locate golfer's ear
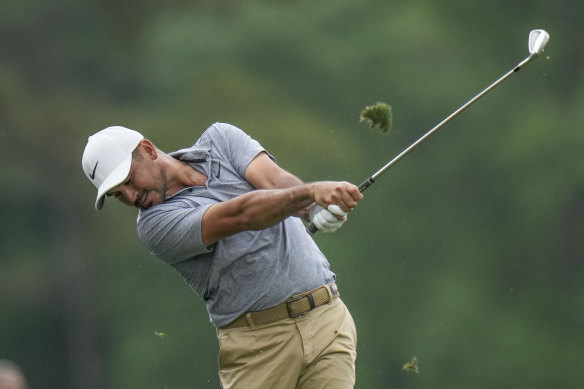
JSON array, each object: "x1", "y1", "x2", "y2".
[{"x1": 138, "y1": 139, "x2": 158, "y2": 160}]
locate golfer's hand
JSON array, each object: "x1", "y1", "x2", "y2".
[
  {"x1": 309, "y1": 204, "x2": 348, "y2": 233},
  {"x1": 310, "y1": 181, "x2": 363, "y2": 212}
]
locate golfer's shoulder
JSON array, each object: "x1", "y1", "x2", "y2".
[{"x1": 203, "y1": 122, "x2": 249, "y2": 141}]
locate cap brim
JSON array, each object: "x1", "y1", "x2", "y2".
[{"x1": 94, "y1": 155, "x2": 133, "y2": 210}]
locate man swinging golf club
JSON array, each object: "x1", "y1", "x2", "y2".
[
  {"x1": 82, "y1": 28, "x2": 548, "y2": 388},
  {"x1": 82, "y1": 122, "x2": 363, "y2": 389}
]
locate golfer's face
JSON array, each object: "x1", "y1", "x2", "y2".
[{"x1": 107, "y1": 156, "x2": 167, "y2": 209}]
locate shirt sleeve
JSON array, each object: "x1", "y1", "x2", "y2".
[
  {"x1": 136, "y1": 197, "x2": 215, "y2": 264},
  {"x1": 207, "y1": 123, "x2": 272, "y2": 179}
]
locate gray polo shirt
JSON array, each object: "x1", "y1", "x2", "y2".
[{"x1": 137, "y1": 123, "x2": 335, "y2": 327}]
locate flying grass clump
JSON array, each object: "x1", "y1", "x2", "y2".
[
  {"x1": 154, "y1": 331, "x2": 167, "y2": 339},
  {"x1": 360, "y1": 102, "x2": 392, "y2": 134},
  {"x1": 402, "y1": 357, "x2": 419, "y2": 374}
]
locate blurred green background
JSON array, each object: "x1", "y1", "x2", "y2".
[{"x1": 1, "y1": 0, "x2": 582, "y2": 388}]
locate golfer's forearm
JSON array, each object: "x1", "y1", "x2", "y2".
[
  {"x1": 269, "y1": 174, "x2": 311, "y2": 219},
  {"x1": 201, "y1": 184, "x2": 315, "y2": 245},
  {"x1": 240, "y1": 179, "x2": 362, "y2": 226},
  {"x1": 237, "y1": 185, "x2": 314, "y2": 229},
  {"x1": 248, "y1": 168, "x2": 309, "y2": 219}
]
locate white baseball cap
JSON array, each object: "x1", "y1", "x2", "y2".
[{"x1": 82, "y1": 126, "x2": 144, "y2": 210}]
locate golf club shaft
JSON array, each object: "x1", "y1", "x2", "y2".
[
  {"x1": 307, "y1": 53, "x2": 538, "y2": 236},
  {"x1": 363, "y1": 53, "x2": 536, "y2": 188}
]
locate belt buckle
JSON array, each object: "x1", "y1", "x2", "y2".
[{"x1": 286, "y1": 293, "x2": 316, "y2": 318}]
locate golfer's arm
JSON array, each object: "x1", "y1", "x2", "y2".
[
  {"x1": 245, "y1": 151, "x2": 305, "y2": 187},
  {"x1": 245, "y1": 151, "x2": 311, "y2": 220},
  {"x1": 201, "y1": 153, "x2": 362, "y2": 245},
  {"x1": 201, "y1": 185, "x2": 315, "y2": 246}
]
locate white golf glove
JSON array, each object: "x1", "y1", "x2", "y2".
[{"x1": 309, "y1": 204, "x2": 348, "y2": 233}]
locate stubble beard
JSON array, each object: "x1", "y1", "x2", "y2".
[{"x1": 139, "y1": 166, "x2": 168, "y2": 209}]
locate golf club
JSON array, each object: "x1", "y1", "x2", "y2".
[{"x1": 307, "y1": 29, "x2": 549, "y2": 235}]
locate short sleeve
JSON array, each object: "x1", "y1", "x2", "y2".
[
  {"x1": 137, "y1": 196, "x2": 216, "y2": 264},
  {"x1": 206, "y1": 123, "x2": 268, "y2": 178}
]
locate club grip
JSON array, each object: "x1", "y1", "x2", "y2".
[
  {"x1": 358, "y1": 177, "x2": 375, "y2": 192},
  {"x1": 306, "y1": 222, "x2": 319, "y2": 236}
]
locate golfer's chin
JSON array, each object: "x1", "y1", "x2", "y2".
[{"x1": 138, "y1": 191, "x2": 164, "y2": 210}]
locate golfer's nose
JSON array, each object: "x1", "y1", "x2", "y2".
[{"x1": 119, "y1": 185, "x2": 139, "y2": 205}]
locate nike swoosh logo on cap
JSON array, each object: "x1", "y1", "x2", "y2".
[{"x1": 89, "y1": 161, "x2": 98, "y2": 180}]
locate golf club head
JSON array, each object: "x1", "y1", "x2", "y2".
[{"x1": 529, "y1": 29, "x2": 549, "y2": 55}]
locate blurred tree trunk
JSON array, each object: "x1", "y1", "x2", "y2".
[{"x1": 50, "y1": 182, "x2": 102, "y2": 389}]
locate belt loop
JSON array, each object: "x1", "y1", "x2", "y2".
[
  {"x1": 245, "y1": 312, "x2": 255, "y2": 327},
  {"x1": 325, "y1": 284, "x2": 333, "y2": 302}
]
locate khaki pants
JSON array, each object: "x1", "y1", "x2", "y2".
[{"x1": 216, "y1": 298, "x2": 357, "y2": 389}]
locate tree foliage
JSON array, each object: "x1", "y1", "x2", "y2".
[{"x1": 1, "y1": 1, "x2": 583, "y2": 388}]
